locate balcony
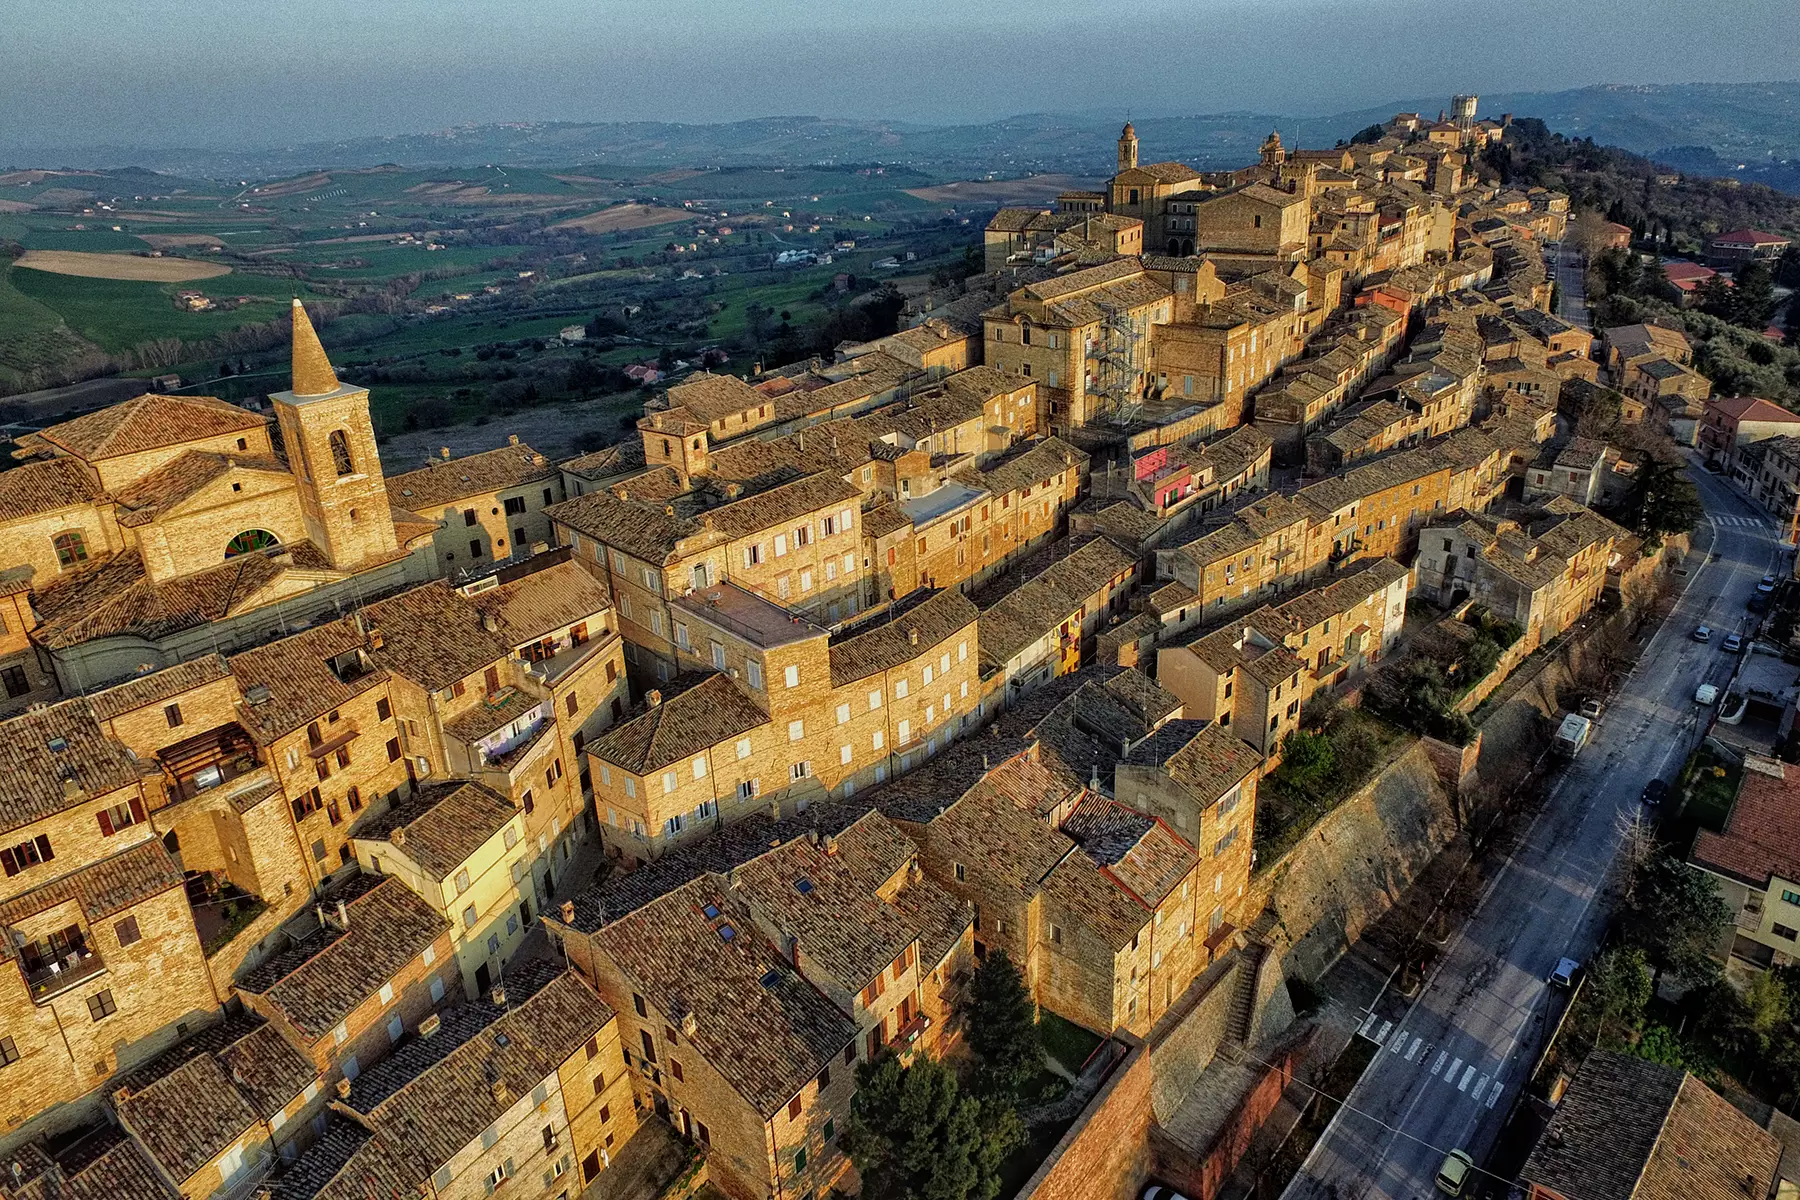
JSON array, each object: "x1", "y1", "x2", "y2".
[
  {"x1": 160, "y1": 722, "x2": 265, "y2": 803},
  {"x1": 894, "y1": 1012, "x2": 932, "y2": 1047},
  {"x1": 1737, "y1": 904, "x2": 1765, "y2": 933},
  {"x1": 22, "y1": 944, "x2": 106, "y2": 1003}
]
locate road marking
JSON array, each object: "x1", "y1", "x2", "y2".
[
  {"x1": 1487, "y1": 1079, "x2": 1504, "y2": 1108},
  {"x1": 1446, "y1": 1056, "x2": 1462, "y2": 1083},
  {"x1": 1475, "y1": 1073, "x2": 1490, "y2": 1098},
  {"x1": 1375, "y1": 1020, "x2": 1392, "y2": 1046},
  {"x1": 1405, "y1": 1036, "x2": 1422, "y2": 1062},
  {"x1": 1389, "y1": 1027, "x2": 1407, "y2": 1053},
  {"x1": 1459, "y1": 1066, "x2": 1477, "y2": 1092},
  {"x1": 1430, "y1": 1051, "x2": 1447, "y2": 1077},
  {"x1": 1358, "y1": 1012, "x2": 1378, "y2": 1039}
]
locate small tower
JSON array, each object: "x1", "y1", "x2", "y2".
[
  {"x1": 1117, "y1": 122, "x2": 1139, "y2": 174},
  {"x1": 1452, "y1": 94, "x2": 1478, "y2": 131},
  {"x1": 1261, "y1": 130, "x2": 1287, "y2": 167},
  {"x1": 269, "y1": 300, "x2": 397, "y2": 569}
]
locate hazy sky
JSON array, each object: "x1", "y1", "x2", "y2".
[{"x1": 8, "y1": 0, "x2": 1800, "y2": 149}]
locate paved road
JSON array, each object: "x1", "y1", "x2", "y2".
[
  {"x1": 1552, "y1": 241, "x2": 1591, "y2": 331},
  {"x1": 1283, "y1": 464, "x2": 1783, "y2": 1200}
]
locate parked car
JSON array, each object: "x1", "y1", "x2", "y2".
[
  {"x1": 1435, "y1": 1149, "x2": 1475, "y2": 1196},
  {"x1": 1724, "y1": 632, "x2": 1744, "y2": 652},
  {"x1": 1549, "y1": 957, "x2": 1581, "y2": 987},
  {"x1": 1693, "y1": 625, "x2": 1712, "y2": 643},
  {"x1": 1579, "y1": 698, "x2": 1603, "y2": 720},
  {"x1": 1749, "y1": 593, "x2": 1770, "y2": 614},
  {"x1": 1759, "y1": 575, "x2": 1778, "y2": 594},
  {"x1": 1695, "y1": 683, "x2": 1720, "y2": 705},
  {"x1": 1641, "y1": 778, "x2": 1670, "y2": 806}
]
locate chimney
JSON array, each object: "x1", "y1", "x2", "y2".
[
  {"x1": 680, "y1": 1011, "x2": 698, "y2": 1038},
  {"x1": 480, "y1": 611, "x2": 499, "y2": 633},
  {"x1": 335, "y1": 1078, "x2": 352, "y2": 1100},
  {"x1": 508, "y1": 434, "x2": 520, "y2": 446},
  {"x1": 490, "y1": 985, "x2": 507, "y2": 1007},
  {"x1": 390, "y1": 826, "x2": 406, "y2": 847},
  {"x1": 725, "y1": 482, "x2": 742, "y2": 499},
  {"x1": 822, "y1": 833, "x2": 839, "y2": 856},
  {"x1": 368, "y1": 628, "x2": 384, "y2": 650},
  {"x1": 646, "y1": 689, "x2": 662, "y2": 708},
  {"x1": 665, "y1": 505, "x2": 676, "y2": 517},
  {"x1": 336, "y1": 899, "x2": 349, "y2": 927},
  {"x1": 907, "y1": 628, "x2": 919, "y2": 646},
  {"x1": 560, "y1": 900, "x2": 576, "y2": 924},
  {"x1": 418, "y1": 1013, "x2": 442, "y2": 1038},
  {"x1": 61, "y1": 776, "x2": 82, "y2": 801},
  {"x1": 767, "y1": 799, "x2": 781, "y2": 822},
  {"x1": 491, "y1": 1078, "x2": 510, "y2": 1106},
  {"x1": 439, "y1": 447, "x2": 451, "y2": 461},
  {"x1": 809, "y1": 829, "x2": 821, "y2": 848}
]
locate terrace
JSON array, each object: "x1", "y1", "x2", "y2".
[{"x1": 17, "y1": 923, "x2": 106, "y2": 1003}]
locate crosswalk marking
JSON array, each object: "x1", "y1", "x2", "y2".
[
  {"x1": 1713, "y1": 515, "x2": 1766, "y2": 528},
  {"x1": 1358, "y1": 1012, "x2": 1379, "y2": 1039},
  {"x1": 1459, "y1": 1066, "x2": 1476, "y2": 1092},
  {"x1": 1388, "y1": 1027, "x2": 1407, "y2": 1053},
  {"x1": 1376, "y1": 1020, "x2": 1392, "y2": 1046},
  {"x1": 1405, "y1": 1036, "x2": 1422, "y2": 1061},
  {"x1": 1475, "y1": 1073, "x2": 1490, "y2": 1097},
  {"x1": 1487, "y1": 1079, "x2": 1504, "y2": 1108},
  {"x1": 1430, "y1": 1052, "x2": 1447, "y2": 1077},
  {"x1": 1447, "y1": 1056, "x2": 1462, "y2": 1082}
]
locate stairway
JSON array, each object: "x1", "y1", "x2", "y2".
[{"x1": 1227, "y1": 939, "x2": 1269, "y2": 1045}]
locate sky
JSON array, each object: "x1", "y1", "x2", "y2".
[{"x1": 8, "y1": 0, "x2": 1800, "y2": 150}]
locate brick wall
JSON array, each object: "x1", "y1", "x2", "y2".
[{"x1": 1015, "y1": 1037, "x2": 1152, "y2": 1200}]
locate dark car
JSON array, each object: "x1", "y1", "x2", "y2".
[
  {"x1": 1642, "y1": 778, "x2": 1670, "y2": 806},
  {"x1": 1749, "y1": 593, "x2": 1771, "y2": 614}
]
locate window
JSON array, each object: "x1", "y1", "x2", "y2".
[
  {"x1": 788, "y1": 720, "x2": 805, "y2": 743},
  {"x1": 1783, "y1": 890, "x2": 1800, "y2": 906},
  {"x1": 52, "y1": 531, "x2": 88, "y2": 567},
  {"x1": 1, "y1": 834, "x2": 54, "y2": 876},
  {"x1": 1776, "y1": 924, "x2": 1799, "y2": 942},
  {"x1": 790, "y1": 761, "x2": 812, "y2": 781},
  {"x1": 836, "y1": 703, "x2": 850, "y2": 725},
  {"x1": 872, "y1": 730, "x2": 884, "y2": 750},
  {"x1": 788, "y1": 1096, "x2": 804, "y2": 1121},
  {"x1": 671, "y1": 1059, "x2": 684, "y2": 1082},
  {"x1": 747, "y1": 661, "x2": 764, "y2": 689},
  {"x1": 0, "y1": 1037, "x2": 17, "y2": 1068},
  {"x1": 87, "y1": 989, "x2": 117, "y2": 1021},
  {"x1": 795, "y1": 1147, "x2": 808, "y2": 1172},
  {"x1": 868, "y1": 688, "x2": 882, "y2": 711},
  {"x1": 784, "y1": 664, "x2": 800, "y2": 688},
  {"x1": 328, "y1": 430, "x2": 356, "y2": 476},
  {"x1": 735, "y1": 737, "x2": 752, "y2": 761},
  {"x1": 692, "y1": 756, "x2": 707, "y2": 780},
  {"x1": 0, "y1": 666, "x2": 27, "y2": 699},
  {"x1": 923, "y1": 664, "x2": 933, "y2": 686},
  {"x1": 840, "y1": 745, "x2": 852, "y2": 766},
  {"x1": 633, "y1": 993, "x2": 648, "y2": 1018},
  {"x1": 663, "y1": 770, "x2": 678, "y2": 794},
  {"x1": 504, "y1": 495, "x2": 527, "y2": 516},
  {"x1": 895, "y1": 679, "x2": 908, "y2": 699},
  {"x1": 463, "y1": 905, "x2": 478, "y2": 929},
  {"x1": 898, "y1": 719, "x2": 911, "y2": 744},
  {"x1": 454, "y1": 868, "x2": 471, "y2": 894},
  {"x1": 953, "y1": 861, "x2": 966, "y2": 882},
  {"x1": 96, "y1": 799, "x2": 143, "y2": 837},
  {"x1": 469, "y1": 538, "x2": 483, "y2": 559},
  {"x1": 738, "y1": 779, "x2": 759, "y2": 802},
  {"x1": 115, "y1": 916, "x2": 141, "y2": 947}
]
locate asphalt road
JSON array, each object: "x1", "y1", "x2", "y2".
[
  {"x1": 1283, "y1": 463, "x2": 1784, "y2": 1200},
  {"x1": 1552, "y1": 241, "x2": 1591, "y2": 331}
]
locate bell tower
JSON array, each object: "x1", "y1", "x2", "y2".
[
  {"x1": 1117, "y1": 122, "x2": 1139, "y2": 174},
  {"x1": 269, "y1": 300, "x2": 397, "y2": 569},
  {"x1": 1261, "y1": 130, "x2": 1286, "y2": 167}
]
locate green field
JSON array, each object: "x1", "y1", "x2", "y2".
[{"x1": 7, "y1": 267, "x2": 323, "y2": 353}]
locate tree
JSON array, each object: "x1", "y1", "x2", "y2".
[
  {"x1": 1734, "y1": 261, "x2": 1779, "y2": 327},
  {"x1": 1786, "y1": 295, "x2": 1800, "y2": 349},
  {"x1": 1274, "y1": 729, "x2": 1337, "y2": 799},
  {"x1": 1621, "y1": 455, "x2": 1702, "y2": 548},
  {"x1": 1734, "y1": 970, "x2": 1793, "y2": 1056},
  {"x1": 842, "y1": 1051, "x2": 1022, "y2": 1200},
  {"x1": 1619, "y1": 854, "x2": 1732, "y2": 988},
  {"x1": 1586, "y1": 946, "x2": 1653, "y2": 1047},
  {"x1": 963, "y1": 951, "x2": 1041, "y2": 1104},
  {"x1": 1349, "y1": 123, "x2": 1387, "y2": 146}
]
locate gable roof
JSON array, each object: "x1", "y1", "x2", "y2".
[
  {"x1": 0, "y1": 456, "x2": 102, "y2": 524},
  {"x1": 664, "y1": 372, "x2": 767, "y2": 424},
  {"x1": 1692, "y1": 756, "x2": 1800, "y2": 888},
  {"x1": 31, "y1": 394, "x2": 267, "y2": 463},
  {"x1": 829, "y1": 590, "x2": 978, "y2": 687},
  {"x1": 111, "y1": 451, "x2": 290, "y2": 528},
  {"x1": 385, "y1": 443, "x2": 555, "y2": 512},
  {"x1": 587, "y1": 672, "x2": 769, "y2": 775},
  {"x1": 350, "y1": 779, "x2": 516, "y2": 880}
]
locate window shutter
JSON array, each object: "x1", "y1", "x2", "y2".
[
  {"x1": 128, "y1": 798, "x2": 146, "y2": 824},
  {"x1": 35, "y1": 835, "x2": 52, "y2": 863},
  {"x1": 97, "y1": 810, "x2": 114, "y2": 837},
  {"x1": 0, "y1": 848, "x2": 15, "y2": 876}
]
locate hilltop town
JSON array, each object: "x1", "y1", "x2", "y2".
[{"x1": 0, "y1": 93, "x2": 1792, "y2": 1200}]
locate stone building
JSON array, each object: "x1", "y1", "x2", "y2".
[
  {"x1": 548, "y1": 806, "x2": 970, "y2": 1200},
  {"x1": 384, "y1": 437, "x2": 561, "y2": 573}
]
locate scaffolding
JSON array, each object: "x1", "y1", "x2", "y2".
[{"x1": 1089, "y1": 296, "x2": 1150, "y2": 428}]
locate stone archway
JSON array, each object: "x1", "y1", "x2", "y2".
[{"x1": 224, "y1": 529, "x2": 281, "y2": 559}]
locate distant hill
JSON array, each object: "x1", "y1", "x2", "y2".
[{"x1": 6, "y1": 81, "x2": 1800, "y2": 188}]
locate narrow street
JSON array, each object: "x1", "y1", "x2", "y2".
[
  {"x1": 1552, "y1": 240, "x2": 1591, "y2": 331},
  {"x1": 1283, "y1": 465, "x2": 1782, "y2": 1200}
]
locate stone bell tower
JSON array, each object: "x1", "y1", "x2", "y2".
[
  {"x1": 1117, "y1": 122, "x2": 1139, "y2": 174},
  {"x1": 269, "y1": 300, "x2": 397, "y2": 569}
]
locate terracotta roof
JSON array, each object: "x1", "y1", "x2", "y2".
[
  {"x1": 707, "y1": 472, "x2": 862, "y2": 541},
  {"x1": 663, "y1": 372, "x2": 767, "y2": 424},
  {"x1": 264, "y1": 1119, "x2": 413, "y2": 1200},
  {"x1": 29, "y1": 541, "x2": 345, "y2": 651},
  {"x1": 229, "y1": 616, "x2": 387, "y2": 744},
  {"x1": 1061, "y1": 796, "x2": 1195, "y2": 907},
  {"x1": 1163, "y1": 722, "x2": 1263, "y2": 806},
  {"x1": 588, "y1": 672, "x2": 769, "y2": 775},
  {"x1": 3, "y1": 1133, "x2": 177, "y2": 1200},
  {"x1": 465, "y1": 558, "x2": 611, "y2": 644},
  {"x1": 1712, "y1": 228, "x2": 1789, "y2": 246},
  {"x1": 115, "y1": 1049, "x2": 263, "y2": 1182},
  {"x1": 236, "y1": 875, "x2": 449, "y2": 1043},
  {"x1": 114, "y1": 453, "x2": 291, "y2": 532},
  {"x1": 362, "y1": 582, "x2": 519, "y2": 693},
  {"x1": 1522, "y1": 1050, "x2": 1780, "y2": 1200},
  {"x1": 88, "y1": 656, "x2": 232, "y2": 722},
  {"x1": 594, "y1": 876, "x2": 858, "y2": 1117},
  {"x1": 1692, "y1": 757, "x2": 1800, "y2": 888},
  {"x1": 1709, "y1": 395, "x2": 1798, "y2": 425},
  {"x1": 384, "y1": 443, "x2": 555, "y2": 511},
  {"x1": 559, "y1": 438, "x2": 645, "y2": 480},
  {"x1": 977, "y1": 537, "x2": 1138, "y2": 669},
  {"x1": 0, "y1": 456, "x2": 102, "y2": 524},
  {"x1": 350, "y1": 779, "x2": 517, "y2": 880},
  {"x1": 32, "y1": 393, "x2": 267, "y2": 463},
  {"x1": 0, "y1": 698, "x2": 147, "y2": 834},
  {"x1": 0, "y1": 838, "x2": 184, "y2": 936},
  {"x1": 544, "y1": 489, "x2": 713, "y2": 565},
  {"x1": 829, "y1": 590, "x2": 978, "y2": 686},
  {"x1": 963, "y1": 436, "x2": 1087, "y2": 499}
]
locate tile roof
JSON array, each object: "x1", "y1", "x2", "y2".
[
  {"x1": 2, "y1": 1134, "x2": 177, "y2": 1200},
  {"x1": 594, "y1": 876, "x2": 859, "y2": 1117},
  {"x1": 829, "y1": 589, "x2": 979, "y2": 686},
  {"x1": 31, "y1": 394, "x2": 267, "y2": 463},
  {"x1": 236, "y1": 875, "x2": 449, "y2": 1043},
  {"x1": 111, "y1": 451, "x2": 289, "y2": 528},
  {"x1": 0, "y1": 456, "x2": 102, "y2": 524},
  {"x1": 1162, "y1": 722, "x2": 1263, "y2": 806},
  {"x1": 385, "y1": 443, "x2": 554, "y2": 511},
  {"x1": 0, "y1": 838, "x2": 184, "y2": 936},
  {"x1": 361, "y1": 582, "x2": 518, "y2": 694},
  {"x1": 0, "y1": 698, "x2": 148, "y2": 833},
  {"x1": 465, "y1": 558, "x2": 612, "y2": 644},
  {"x1": 1692, "y1": 756, "x2": 1800, "y2": 888},
  {"x1": 229, "y1": 617, "x2": 387, "y2": 743},
  {"x1": 1710, "y1": 395, "x2": 1799, "y2": 425},
  {"x1": 115, "y1": 1051, "x2": 262, "y2": 1182},
  {"x1": 663, "y1": 372, "x2": 767, "y2": 424},
  {"x1": 1061, "y1": 795, "x2": 1195, "y2": 907},
  {"x1": 559, "y1": 438, "x2": 646, "y2": 480},
  {"x1": 350, "y1": 779, "x2": 516, "y2": 880},
  {"x1": 707, "y1": 472, "x2": 862, "y2": 541},
  {"x1": 961, "y1": 436, "x2": 1087, "y2": 499},
  {"x1": 588, "y1": 671, "x2": 769, "y2": 774},
  {"x1": 977, "y1": 536, "x2": 1138, "y2": 669},
  {"x1": 88, "y1": 655, "x2": 232, "y2": 722},
  {"x1": 1522, "y1": 1050, "x2": 1780, "y2": 1200},
  {"x1": 544, "y1": 488, "x2": 715, "y2": 565}
]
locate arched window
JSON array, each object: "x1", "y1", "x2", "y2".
[
  {"x1": 225, "y1": 530, "x2": 281, "y2": 559},
  {"x1": 52, "y1": 531, "x2": 88, "y2": 568},
  {"x1": 328, "y1": 429, "x2": 355, "y2": 477}
]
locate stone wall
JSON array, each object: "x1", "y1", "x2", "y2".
[
  {"x1": 1246, "y1": 742, "x2": 1459, "y2": 983},
  {"x1": 1014, "y1": 1038, "x2": 1152, "y2": 1200}
]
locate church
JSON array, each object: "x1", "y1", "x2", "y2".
[{"x1": 0, "y1": 301, "x2": 440, "y2": 701}]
